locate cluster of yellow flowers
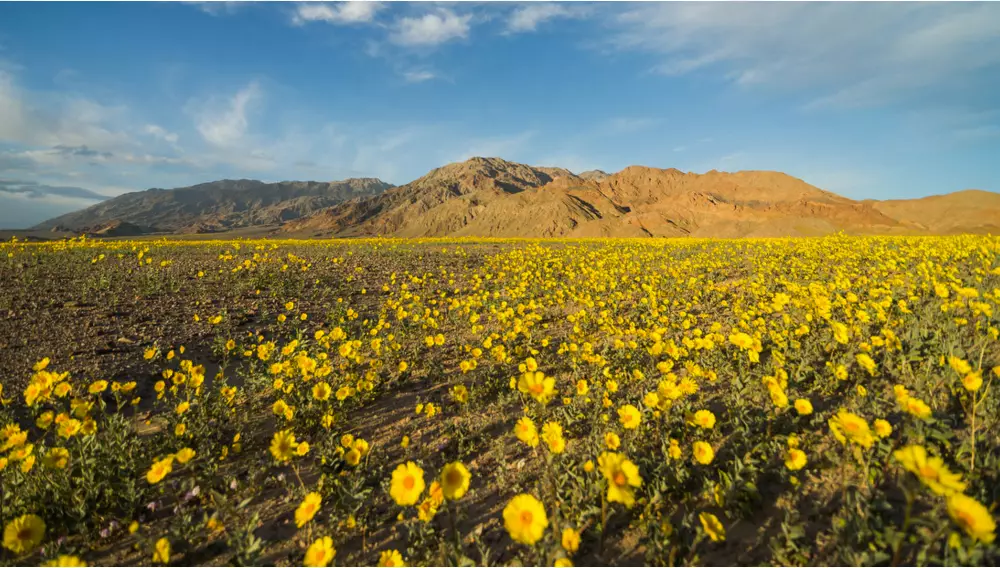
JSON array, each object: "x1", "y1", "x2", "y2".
[{"x1": 2, "y1": 234, "x2": 999, "y2": 565}]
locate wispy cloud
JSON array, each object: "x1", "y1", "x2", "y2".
[
  {"x1": 191, "y1": 81, "x2": 261, "y2": 148},
  {"x1": 0, "y1": 179, "x2": 109, "y2": 201},
  {"x1": 401, "y1": 69, "x2": 436, "y2": 83},
  {"x1": 604, "y1": 117, "x2": 661, "y2": 135},
  {"x1": 291, "y1": 2, "x2": 383, "y2": 26},
  {"x1": 505, "y1": 3, "x2": 579, "y2": 34},
  {"x1": 607, "y1": 2, "x2": 1000, "y2": 110},
  {"x1": 143, "y1": 124, "x2": 179, "y2": 144},
  {"x1": 390, "y1": 8, "x2": 471, "y2": 47}
]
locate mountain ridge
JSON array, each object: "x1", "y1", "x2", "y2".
[{"x1": 31, "y1": 157, "x2": 999, "y2": 238}]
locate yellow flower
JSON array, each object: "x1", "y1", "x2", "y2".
[
  {"x1": 828, "y1": 409, "x2": 874, "y2": 449},
  {"x1": 962, "y1": 371, "x2": 983, "y2": 392},
  {"x1": 2, "y1": 514, "x2": 46, "y2": 555},
  {"x1": 554, "y1": 559, "x2": 573, "y2": 567},
  {"x1": 901, "y1": 396, "x2": 933, "y2": 420},
  {"x1": 785, "y1": 448, "x2": 807, "y2": 471},
  {"x1": 793, "y1": 399, "x2": 813, "y2": 416},
  {"x1": 312, "y1": 382, "x2": 332, "y2": 401},
  {"x1": 33, "y1": 357, "x2": 50, "y2": 371},
  {"x1": 561, "y1": 527, "x2": 581, "y2": 555},
  {"x1": 390, "y1": 462, "x2": 425, "y2": 506},
  {"x1": 689, "y1": 409, "x2": 716, "y2": 429},
  {"x1": 947, "y1": 493, "x2": 996, "y2": 543},
  {"x1": 175, "y1": 401, "x2": 190, "y2": 415},
  {"x1": 599, "y1": 451, "x2": 643, "y2": 508},
  {"x1": 874, "y1": 419, "x2": 892, "y2": 438},
  {"x1": 43, "y1": 447, "x2": 70, "y2": 470},
  {"x1": 583, "y1": 460, "x2": 594, "y2": 473},
  {"x1": 378, "y1": 550, "x2": 406, "y2": 567},
  {"x1": 515, "y1": 416, "x2": 539, "y2": 447},
  {"x1": 686, "y1": 439, "x2": 715, "y2": 465},
  {"x1": 42, "y1": 555, "x2": 87, "y2": 566},
  {"x1": 87, "y1": 380, "x2": 108, "y2": 394},
  {"x1": 174, "y1": 423, "x2": 186, "y2": 437},
  {"x1": 948, "y1": 356, "x2": 973, "y2": 376},
  {"x1": 175, "y1": 448, "x2": 196, "y2": 464},
  {"x1": 304, "y1": 536, "x2": 336, "y2": 567},
  {"x1": 451, "y1": 384, "x2": 469, "y2": 404},
  {"x1": 604, "y1": 432, "x2": 621, "y2": 450},
  {"x1": 398, "y1": 361, "x2": 408, "y2": 373},
  {"x1": 518, "y1": 371, "x2": 556, "y2": 404},
  {"x1": 699, "y1": 512, "x2": 726, "y2": 542},
  {"x1": 57, "y1": 418, "x2": 82, "y2": 438},
  {"x1": 537, "y1": 421, "x2": 564, "y2": 454},
  {"x1": 400, "y1": 435, "x2": 410, "y2": 448},
  {"x1": 441, "y1": 462, "x2": 471, "y2": 500},
  {"x1": 295, "y1": 492, "x2": 322, "y2": 528},
  {"x1": 503, "y1": 494, "x2": 549, "y2": 545},
  {"x1": 668, "y1": 439, "x2": 682, "y2": 459},
  {"x1": 270, "y1": 429, "x2": 298, "y2": 462},
  {"x1": 146, "y1": 456, "x2": 174, "y2": 484},
  {"x1": 152, "y1": 537, "x2": 170, "y2": 564},
  {"x1": 576, "y1": 380, "x2": 589, "y2": 396},
  {"x1": 618, "y1": 404, "x2": 641, "y2": 429},
  {"x1": 893, "y1": 445, "x2": 967, "y2": 496}
]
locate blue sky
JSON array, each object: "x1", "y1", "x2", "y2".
[{"x1": 1, "y1": 1, "x2": 1000, "y2": 228}]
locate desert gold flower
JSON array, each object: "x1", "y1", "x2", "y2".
[
  {"x1": 874, "y1": 419, "x2": 892, "y2": 438},
  {"x1": 378, "y1": 550, "x2": 405, "y2": 567},
  {"x1": 947, "y1": 493, "x2": 996, "y2": 543},
  {"x1": 42, "y1": 555, "x2": 87, "y2": 566},
  {"x1": 893, "y1": 445, "x2": 966, "y2": 496},
  {"x1": 618, "y1": 404, "x2": 641, "y2": 429},
  {"x1": 793, "y1": 399, "x2": 813, "y2": 416},
  {"x1": 515, "y1": 416, "x2": 539, "y2": 447},
  {"x1": 604, "y1": 432, "x2": 621, "y2": 450},
  {"x1": 693, "y1": 441, "x2": 715, "y2": 465},
  {"x1": 562, "y1": 527, "x2": 581, "y2": 555},
  {"x1": 390, "y1": 462, "x2": 425, "y2": 506},
  {"x1": 146, "y1": 456, "x2": 174, "y2": 484},
  {"x1": 3, "y1": 514, "x2": 46, "y2": 555},
  {"x1": 153, "y1": 537, "x2": 170, "y2": 564},
  {"x1": 599, "y1": 451, "x2": 643, "y2": 508},
  {"x1": 175, "y1": 447, "x2": 196, "y2": 464},
  {"x1": 270, "y1": 429, "x2": 298, "y2": 462},
  {"x1": 441, "y1": 461, "x2": 471, "y2": 500},
  {"x1": 304, "y1": 536, "x2": 336, "y2": 567},
  {"x1": 785, "y1": 448, "x2": 807, "y2": 471},
  {"x1": 689, "y1": 409, "x2": 717, "y2": 429},
  {"x1": 828, "y1": 409, "x2": 874, "y2": 449},
  {"x1": 295, "y1": 492, "x2": 322, "y2": 528},
  {"x1": 503, "y1": 494, "x2": 548, "y2": 545}
]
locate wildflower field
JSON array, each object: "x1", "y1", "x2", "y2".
[{"x1": 2, "y1": 234, "x2": 999, "y2": 567}]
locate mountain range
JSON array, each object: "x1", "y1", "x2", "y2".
[{"x1": 31, "y1": 157, "x2": 1000, "y2": 238}]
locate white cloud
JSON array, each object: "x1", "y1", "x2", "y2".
[
  {"x1": 292, "y1": 2, "x2": 383, "y2": 25},
  {"x1": 401, "y1": 70, "x2": 436, "y2": 83},
  {"x1": 144, "y1": 124, "x2": 179, "y2": 144},
  {"x1": 390, "y1": 9, "x2": 471, "y2": 47},
  {"x1": 506, "y1": 3, "x2": 573, "y2": 34},
  {"x1": 0, "y1": 70, "x2": 134, "y2": 151},
  {"x1": 193, "y1": 81, "x2": 261, "y2": 147},
  {"x1": 607, "y1": 3, "x2": 1000, "y2": 109}
]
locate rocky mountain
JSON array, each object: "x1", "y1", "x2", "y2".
[
  {"x1": 32, "y1": 158, "x2": 999, "y2": 239},
  {"x1": 869, "y1": 190, "x2": 1000, "y2": 235},
  {"x1": 34, "y1": 178, "x2": 393, "y2": 234},
  {"x1": 282, "y1": 157, "x2": 958, "y2": 238}
]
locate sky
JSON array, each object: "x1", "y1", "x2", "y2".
[{"x1": 1, "y1": 1, "x2": 1000, "y2": 228}]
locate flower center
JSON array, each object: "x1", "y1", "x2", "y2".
[
  {"x1": 446, "y1": 470, "x2": 462, "y2": 486},
  {"x1": 520, "y1": 510, "x2": 534, "y2": 526},
  {"x1": 403, "y1": 476, "x2": 415, "y2": 490},
  {"x1": 614, "y1": 471, "x2": 627, "y2": 486},
  {"x1": 919, "y1": 466, "x2": 939, "y2": 480}
]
